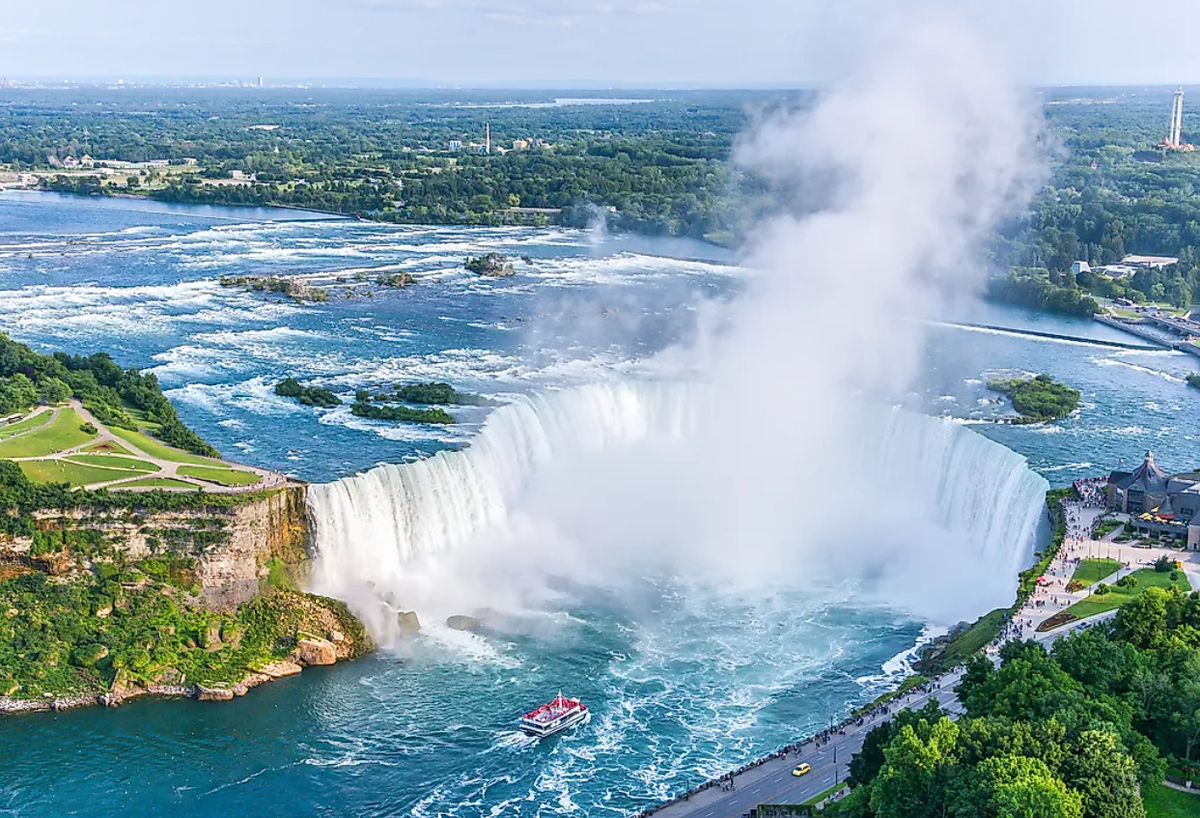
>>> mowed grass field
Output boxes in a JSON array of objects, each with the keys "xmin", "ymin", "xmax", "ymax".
[
  {"xmin": 177, "ymin": 465, "xmax": 261, "ymax": 487},
  {"xmin": 1143, "ymin": 783, "xmax": 1200, "ymax": 817},
  {"xmin": 115, "ymin": 476, "xmax": 201, "ymax": 490},
  {"xmin": 0, "ymin": 409, "xmax": 96, "ymax": 458},
  {"xmin": 1070, "ymin": 558, "xmax": 1121, "ymax": 587},
  {"xmin": 66, "ymin": 453, "xmax": 159, "ymax": 472},
  {"xmin": 1064, "ymin": 568, "xmax": 1192, "ymax": 619},
  {"xmin": 18, "ymin": 459, "xmax": 137, "ymax": 488},
  {"xmin": 0, "ymin": 409, "xmax": 54, "ymax": 440},
  {"xmin": 109, "ymin": 426, "xmax": 228, "ymax": 467}
]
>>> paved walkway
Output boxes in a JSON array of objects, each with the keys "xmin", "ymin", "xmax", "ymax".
[
  {"xmin": 649, "ymin": 671, "xmax": 966, "ymax": 818},
  {"xmin": 653, "ymin": 492, "xmax": 1200, "ymax": 818},
  {"xmin": 5, "ymin": 401, "xmax": 286, "ymax": 494}
]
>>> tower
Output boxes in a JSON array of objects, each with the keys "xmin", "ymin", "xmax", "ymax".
[
  {"xmin": 485, "ymin": 122, "xmax": 491, "ymax": 155},
  {"xmin": 1172, "ymin": 86, "xmax": 1184, "ymax": 147}
]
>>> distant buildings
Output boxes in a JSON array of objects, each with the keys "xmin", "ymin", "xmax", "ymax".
[
  {"xmin": 1076, "ymin": 254, "xmax": 1179, "ymax": 280},
  {"xmin": 1107, "ymin": 451, "xmax": 1200, "ymax": 548}
]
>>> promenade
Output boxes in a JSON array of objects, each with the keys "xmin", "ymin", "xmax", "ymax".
[
  {"xmin": 649, "ymin": 484, "xmax": 1200, "ymax": 818},
  {"xmin": 646, "ymin": 671, "xmax": 964, "ymax": 818}
]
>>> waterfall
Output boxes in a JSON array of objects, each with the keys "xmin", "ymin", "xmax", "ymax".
[{"xmin": 308, "ymin": 381, "xmax": 1049, "ymax": 629}]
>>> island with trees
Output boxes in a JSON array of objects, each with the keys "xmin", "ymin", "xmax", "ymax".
[
  {"xmin": 274, "ymin": 377, "xmax": 341, "ymax": 408},
  {"xmin": 465, "ymin": 253, "xmax": 516, "ymax": 277},
  {"xmin": 987, "ymin": 374, "xmax": 1081, "ymax": 423}
]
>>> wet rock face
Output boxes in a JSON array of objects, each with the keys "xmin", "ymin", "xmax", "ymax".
[
  {"xmin": 398, "ymin": 611, "xmax": 421, "ymax": 634},
  {"xmin": 296, "ymin": 636, "xmax": 337, "ymax": 666},
  {"xmin": 446, "ymin": 614, "xmax": 482, "ymax": 632}
]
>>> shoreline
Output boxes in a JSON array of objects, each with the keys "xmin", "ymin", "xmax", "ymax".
[{"xmin": 0, "ymin": 656, "xmax": 334, "ymax": 716}]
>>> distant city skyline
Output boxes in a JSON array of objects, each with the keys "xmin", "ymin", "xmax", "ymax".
[{"xmin": 5, "ymin": 1, "xmax": 1200, "ymax": 87}]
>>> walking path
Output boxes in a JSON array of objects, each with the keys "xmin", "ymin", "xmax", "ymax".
[
  {"xmin": 652, "ymin": 485, "xmax": 1200, "ymax": 818},
  {"xmin": 647, "ymin": 670, "xmax": 966, "ymax": 818},
  {"xmin": 5, "ymin": 401, "xmax": 287, "ymax": 494}
]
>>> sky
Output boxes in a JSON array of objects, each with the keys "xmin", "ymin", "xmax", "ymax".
[{"xmin": 5, "ymin": 0, "xmax": 1200, "ymax": 87}]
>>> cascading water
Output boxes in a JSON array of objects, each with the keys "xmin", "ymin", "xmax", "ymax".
[{"xmin": 308, "ymin": 380, "xmax": 1049, "ymax": 635}]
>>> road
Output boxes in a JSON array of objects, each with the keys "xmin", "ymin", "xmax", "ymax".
[{"xmin": 653, "ymin": 670, "xmax": 965, "ymax": 818}]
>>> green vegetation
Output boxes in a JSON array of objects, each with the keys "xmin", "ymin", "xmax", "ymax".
[
  {"xmin": 368, "ymin": 382, "xmax": 490, "ymax": 406},
  {"xmin": 273, "ymin": 377, "xmax": 341, "ymax": 407},
  {"xmin": 108, "ymin": 427, "xmax": 225, "ymax": 467},
  {"xmin": 802, "ymin": 783, "xmax": 847, "ymax": 808},
  {"xmin": 918, "ymin": 488, "xmax": 1073, "ymax": 675},
  {"xmin": 0, "ymin": 568, "xmax": 371, "ymax": 701},
  {"xmin": 0, "ymin": 333, "xmax": 218, "ymax": 458},
  {"xmin": 986, "ymin": 272, "xmax": 1101, "ymax": 318},
  {"xmin": 350, "ymin": 400, "xmax": 455, "ymax": 424},
  {"xmin": 65, "ymin": 454, "xmax": 159, "ymax": 472},
  {"xmin": 832, "ymin": 585, "xmax": 1200, "ymax": 818},
  {"xmin": 987, "ymin": 374, "xmax": 1081, "ymax": 423},
  {"xmin": 0, "ymin": 410, "xmax": 53, "ymax": 440},
  {"xmin": 176, "ymin": 465, "xmax": 261, "ymax": 487},
  {"xmin": 0, "ymin": 408, "xmax": 96, "ymax": 458},
  {"xmin": 115, "ymin": 477, "xmax": 200, "ymax": 490},
  {"xmin": 219, "ymin": 275, "xmax": 330, "ymax": 303},
  {"xmin": 1094, "ymin": 518, "xmax": 1123, "ymax": 539},
  {"xmin": 1142, "ymin": 784, "xmax": 1200, "ymax": 818},
  {"xmin": 465, "ymin": 253, "xmax": 515, "ymax": 277},
  {"xmin": 1070, "ymin": 558, "xmax": 1121, "ymax": 588},
  {"xmin": 17, "ymin": 459, "xmax": 141, "ymax": 488},
  {"xmin": 1060, "ymin": 568, "xmax": 1191, "ymax": 621},
  {"xmin": 83, "ymin": 439, "xmax": 133, "ymax": 455}
]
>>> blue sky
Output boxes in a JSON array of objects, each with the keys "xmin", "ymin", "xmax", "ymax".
[{"xmin": 5, "ymin": 0, "xmax": 1200, "ymax": 87}]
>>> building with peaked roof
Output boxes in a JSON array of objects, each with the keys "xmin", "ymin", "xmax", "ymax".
[{"xmin": 1107, "ymin": 452, "xmax": 1200, "ymax": 548}]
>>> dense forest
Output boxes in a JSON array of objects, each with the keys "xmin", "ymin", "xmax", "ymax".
[
  {"xmin": 828, "ymin": 586, "xmax": 1200, "ymax": 818},
  {"xmin": 5, "ymin": 86, "xmax": 1200, "ymax": 307}
]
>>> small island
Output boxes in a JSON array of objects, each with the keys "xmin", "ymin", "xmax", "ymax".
[
  {"xmin": 465, "ymin": 253, "xmax": 515, "ymax": 277},
  {"xmin": 218, "ymin": 275, "xmax": 330, "ymax": 303},
  {"xmin": 351, "ymin": 394, "xmax": 455, "ymax": 425},
  {"xmin": 986, "ymin": 373, "xmax": 1081, "ymax": 423},
  {"xmin": 373, "ymin": 382, "xmax": 490, "ymax": 406},
  {"xmin": 1188, "ymin": 372, "xmax": 1200, "ymax": 390},
  {"xmin": 274, "ymin": 377, "xmax": 341, "ymax": 407}
]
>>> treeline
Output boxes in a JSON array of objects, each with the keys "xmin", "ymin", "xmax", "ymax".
[
  {"xmin": 985, "ymin": 269, "xmax": 1101, "ymax": 318},
  {"xmin": 0, "ymin": 333, "xmax": 216, "ymax": 458},
  {"xmin": 830, "ymin": 586, "xmax": 1200, "ymax": 818}
]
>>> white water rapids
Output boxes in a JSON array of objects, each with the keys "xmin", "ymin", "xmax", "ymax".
[{"xmin": 307, "ymin": 381, "xmax": 1049, "ymax": 640}]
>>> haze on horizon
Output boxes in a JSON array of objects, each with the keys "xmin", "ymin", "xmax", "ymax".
[{"xmin": 5, "ymin": 0, "xmax": 1200, "ymax": 88}]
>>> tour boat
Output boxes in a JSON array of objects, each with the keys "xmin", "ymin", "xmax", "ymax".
[{"xmin": 519, "ymin": 692, "xmax": 589, "ymax": 738}]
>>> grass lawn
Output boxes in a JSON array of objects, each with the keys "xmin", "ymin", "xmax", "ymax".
[
  {"xmin": 0, "ymin": 408, "xmax": 96, "ymax": 458},
  {"xmin": 114, "ymin": 476, "xmax": 201, "ymax": 490},
  {"xmin": 1064, "ymin": 568, "xmax": 1192, "ymax": 620},
  {"xmin": 1143, "ymin": 783, "xmax": 1200, "ymax": 817},
  {"xmin": 801, "ymin": 783, "xmax": 846, "ymax": 808},
  {"xmin": 177, "ymin": 465, "xmax": 261, "ymax": 487},
  {"xmin": 65, "ymin": 454, "xmax": 159, "ymax": 472},
  {"xmin": 941, "ymin": 608, "xmax": 1008, "ymax": 667},
  {"xmin": 0, "ymin": 409, "xmax": 53, "ymax": 440},
  {"xmin": 1070, "ymin": 558, "xmax": 1122, "ymax": 587},
  {"xmin": 83, "ymin": 439, "xmax": 133, "ymax": 455},
  {"xmin": 18, "ymin": 459, "xmax": 137, "ymax": 488},
  {"xmin": 109, "ymin": 426, "xmax": 228, "ymax": 467}
]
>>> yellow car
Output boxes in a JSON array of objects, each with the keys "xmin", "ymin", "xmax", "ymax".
[{"xmin": 792, "ymin": 763, "xmax": 811, "ymax": 777}]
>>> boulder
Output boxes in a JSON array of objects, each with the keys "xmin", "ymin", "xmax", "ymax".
[
  {"xmin": 296, "ymin": 636, "xmax": 337, "ymax": 666},
  {"xmin": 196, "ymin": 685, "xmax": 235, "ymax": 702},
  {"xmin": 329, "ymin": 630, "xmax": 344, "ymax": 643},
  {"xmin": 257, "ymin": 660, "xmax": 304, "ymax": 679},
  {"xmin": 398, "ymin": 611, "xmax": 421, "ymax": 635},
  {"xmin": 446, "ymin": 614, "xmax": 482, "ymax": 632}
]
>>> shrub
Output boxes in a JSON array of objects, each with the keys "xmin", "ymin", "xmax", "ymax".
[
  {"xmin": 80, "ymin": 422, "xmax": 97, "ymax": 434},
  {"xmin": 1095, "ymin": 583, "xmax": 1110, "ymax": 596},
  {"xmin": 1155, "ymin": 555, "xmax": 1175, "ymax": 573}
]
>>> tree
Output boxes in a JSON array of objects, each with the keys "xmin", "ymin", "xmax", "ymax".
[
  {"xmin": 1114, "ymin": 587, "xmax": 1171, "ymax": 650},
  {"xmin": 869, "ymin": 718, "xmax": 960, "ymax": 818},
  {"xmin": 36, "ymin": 376, "xmax": 71, "ymax": 405},
  {"xmin": 1058, "ymin": 730, "xmax": 1145, "ymax": 818},
  {"xmin": 952, "ymin": 755, "xmax": 1083, "ymax": 818}
]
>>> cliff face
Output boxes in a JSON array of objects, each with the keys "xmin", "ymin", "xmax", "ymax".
[{"xmin": 1, "ymin": 485, "xmax": 311, "ymax": 610}]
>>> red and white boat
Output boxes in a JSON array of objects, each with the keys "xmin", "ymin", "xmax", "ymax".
[{"xmin": 519, "ymin": 692, "xmax": 589, "ymax": 738}]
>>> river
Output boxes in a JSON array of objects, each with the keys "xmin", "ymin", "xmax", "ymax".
[{"xmin": 0, "ymin": 192, "xmax": 1196, "ymax": 817}]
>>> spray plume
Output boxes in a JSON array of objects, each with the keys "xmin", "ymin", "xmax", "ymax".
[{"xmin": 309, "ymin": 14, "xmax": 1049, "ymax": 635}]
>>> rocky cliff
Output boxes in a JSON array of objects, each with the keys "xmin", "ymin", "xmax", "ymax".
[{"xmin": 2, "ymin": 485, "xmax": 311, "ymax": 610}]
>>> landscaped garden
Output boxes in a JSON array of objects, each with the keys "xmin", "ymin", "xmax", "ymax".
[
  {"xmin": 1056, "ymin": 566, "xmax": 1191, "ymax": 622},
  {"xmin": 1067, "ymin": 557, "xmax": 1121, "ymax": 590}
]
